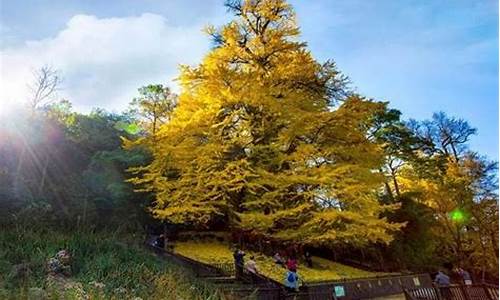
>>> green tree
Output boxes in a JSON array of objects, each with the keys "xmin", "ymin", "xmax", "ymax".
[
  {"xmin": 394, "ymin": 113, "xmax": 498, "ymax": 278},
  {"xmin": 129, "ymin": 84, "xmax": 177, "ymax": 136}
]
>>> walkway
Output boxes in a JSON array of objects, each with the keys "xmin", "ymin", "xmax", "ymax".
[{"xmin": 145, "ymin": 238, "xmax": 434, "ymax": 299}]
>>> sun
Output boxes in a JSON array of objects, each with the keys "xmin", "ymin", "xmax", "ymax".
[{"xmin": 0, "ymin": 99, "xmax": 20, "ymax": 118}]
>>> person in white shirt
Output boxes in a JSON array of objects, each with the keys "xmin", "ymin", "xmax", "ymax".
[
  {"xmin": 245, "ymin": 256, "xmax": 258, "ymax": 274},
  {"xmin": 273, "ymin": 252, "xmax": 285, "ymax": 267}
]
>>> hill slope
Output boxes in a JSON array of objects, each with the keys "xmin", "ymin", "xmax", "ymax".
[{"xmin": 0, "ymin": 228, "xmax": 223, "ymax": 299}]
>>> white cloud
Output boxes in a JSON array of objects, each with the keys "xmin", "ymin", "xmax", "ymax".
[{"xmin": 0, "ymin": 13, "xmax": 210, "ymax": 112}]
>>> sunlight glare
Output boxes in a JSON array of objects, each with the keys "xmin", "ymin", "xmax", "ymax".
[{"xmin": 0, "ymin": 99, "xmax": 19, "ymax": 118}]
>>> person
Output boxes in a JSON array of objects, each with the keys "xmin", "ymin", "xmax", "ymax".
[
  {"xmin": 434, "ymin": 270, "xmax": 451, "ymax": 286},
  {"xmin": 245, "ymin": 256, "xmax": 258, "ymax": 274},
  {"xmin": 153, "ymin": 234, "xmax": 165, "ymax": 249},
  {"xmin": 434, "ymin": 270, "xmax": 451, "ymax": 300},
  {"xmin": 273, "ymin": 252, "xmax": 285, "ymax": 267},
  {"xmin": 457, "ymin": 268, "xmax": 472, "ymax": 285},
  {"xmin": 286, "ymin": 256, "xmax": 297, "ymax": 272},
  {"xmin": 233, "ymin": 248, "xmax": 245, "ymax": 279},
  {"xmin": 284, "ymin": 269, "xmax": 300, "ymax": 292},
  {"xmin": 304, "ymin": 251, "xmax": 313, "ymax": 268}
]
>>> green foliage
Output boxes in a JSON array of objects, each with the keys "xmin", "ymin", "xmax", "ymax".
[
  {"xmin": 385, "ymin": 195, "xmax": 442, "ymax": 270},
  {"xmin": 128, "ymin": 84, "xmax": 177, "ymax": 136},
  {"xmin": 0, "ymin": 101, "xmax": 151, "ymax": 229},
  {"xmin": 382, "ymin": 111, "xmax": 499, "ymax": 279}
]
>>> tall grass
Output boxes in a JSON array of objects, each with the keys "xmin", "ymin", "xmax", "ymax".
[{"xmin": 0, "ymin": 226, "xmax": 224, "ymax": 299}]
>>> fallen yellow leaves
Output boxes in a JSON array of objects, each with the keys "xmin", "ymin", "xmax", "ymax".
[{"xmin": 174, "ymin": 241, "xmax": 389, "ymax": 283}]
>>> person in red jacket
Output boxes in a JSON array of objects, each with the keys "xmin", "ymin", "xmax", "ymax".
[{"xmin": 286, "ymin": 256, "xmax": 297, "ymax": 272}]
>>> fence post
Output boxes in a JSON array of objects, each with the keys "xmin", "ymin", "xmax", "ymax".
[
  {"xmin": 483, "ymin": 283, "xmax": 496, "ymax": 300},
  {"xmin": 432, "ymin": 283, "xmax": 443, "ymax": 300},
  {"xmin": 459, "ymin": 284, "xmax": 471, "ymax": 300}
]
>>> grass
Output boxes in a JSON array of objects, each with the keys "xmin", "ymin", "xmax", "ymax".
[
  {"xmin": 175, "ymin": 241, "xmax": 389, "ymax": 283},
  {"xmin": 0, "ymin": 227, "xmax": 224, "ymax": 299}
]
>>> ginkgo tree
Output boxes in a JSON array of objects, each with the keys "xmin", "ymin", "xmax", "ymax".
[{"xmin": 129, "ymin": 0, "xmax": 402, "ymax": 247}]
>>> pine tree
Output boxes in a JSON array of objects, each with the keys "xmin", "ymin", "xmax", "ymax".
[{"xmin": 131, "ymin": 0, "xmax": 402, "ymax": 246}]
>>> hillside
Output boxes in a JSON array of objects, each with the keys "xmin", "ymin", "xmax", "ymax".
[{"xmin": 0, "ymin": 228, "xmax": 223, "ymax": 299}]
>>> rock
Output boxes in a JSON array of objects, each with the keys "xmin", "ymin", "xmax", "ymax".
[
  {"xmin": 47, "ymin": 249, "xmax": 72, "ymax": 276},
  {"xmin": 55, "ymin": 250, "xmax": 71, "ymax": 265}
]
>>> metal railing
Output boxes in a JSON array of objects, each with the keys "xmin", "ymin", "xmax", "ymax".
[
  {"xmin": 145, "ymin": 237, "xmax": 463, "ymax": 300},
  {"xmin": 148, "ymin": 243, "xmax": 230, "ymax": 278},
  {"xmin": 302, "ymin": 273, "xmax": 433, "ymax": 300},
  {"xmin": 404, "ymin": 283, "xmax": 499, "ymax": 300}
]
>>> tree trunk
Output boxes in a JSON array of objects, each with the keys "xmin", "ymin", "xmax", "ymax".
[
  {"xmin": 392, "ymin": 175, "xmax": 401, "ymax": 198},
  {"xmin": 490, "ymin": 232, "xmax": 499, "ymax": 259},
  {"xmin": 455, "ymin": 227, "xmax": 464, "ymax": 264},
  {"xmin": 389, "ymin": 165, "xmax": 401, "ymax": 197},
  {"xmin": 380, "ymin": 169, "xmax": 394, "ymax": 202},
  {"xmin": 450, "ymin": 143, "xmax": 460, "ymax": 162}
]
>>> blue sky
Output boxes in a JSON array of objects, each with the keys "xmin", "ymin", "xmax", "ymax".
[{"xmin": 0, "ymin": 0, "xmax": 498, "ymax": 160}]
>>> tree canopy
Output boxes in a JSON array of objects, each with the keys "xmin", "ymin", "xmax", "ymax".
[{"xmin": 129, "ymin": 0, "xmax": 402, "ymax": 247}]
